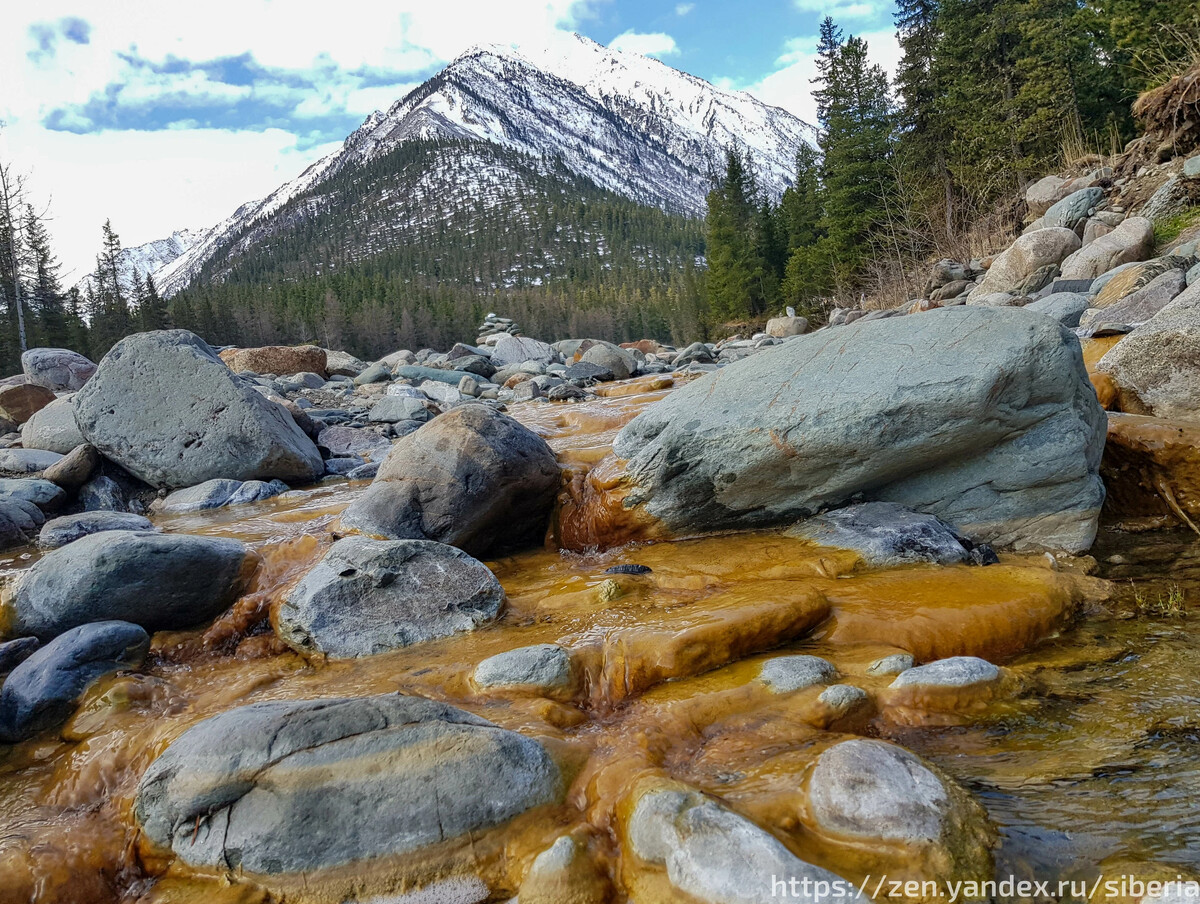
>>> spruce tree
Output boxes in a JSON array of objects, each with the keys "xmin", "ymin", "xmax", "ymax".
[{"xmin": 21, "ymin": 205, "xmax": 69, "ymax": 348}]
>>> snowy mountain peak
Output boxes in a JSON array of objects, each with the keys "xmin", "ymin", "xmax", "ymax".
[{"xmin": 154, "ymin": 36, "xmax": 813, "ymax": 295}]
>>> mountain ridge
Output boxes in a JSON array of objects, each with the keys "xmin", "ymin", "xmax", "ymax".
[{"xmin": 143, "ymin": 33, "xmax": 809, "ymax": 296}]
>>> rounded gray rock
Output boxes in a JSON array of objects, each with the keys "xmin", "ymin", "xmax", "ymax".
[
  {"xmin": 759, "ymin": 655, "xmax": 838, "ymax": 693},
  {"xmin": 340, "ymin": 404, "xmax": 560, "ymax": 557},
  {"xmin": 787, "ymin": 501, "xmax": 970, "ymax": 567},
  {"xmin": 134, "ymin": 693, "xmax": 561, "ymax": 874},
  {"xmin": 474, "ymin": 644, "xmax": 572, "ymax": 691},
  {"xmin": 21, "ymin": 397, "xmax": 87, "ymax": 454},
  {"xmin": 73, "ymin": 330, "xmax": 323, "ymax": 489},
  {"xmin": 10, "ymin": 529, "xmax": 250, "ymax": 640},
  {"xmin": 38, "ymin": 511, "xmax": 157, "ymax": 549},
  {"xmin": 808, "ymin": 739, "xmax": 951, "ymax": 845},
  {"xmin": 277, "ymin": 537, "xmax": 505, "ymax": 658},
  {"xmin": 0, "ymin": 620, "xmax": 149, "ymax": 743},
  {"xmin": 607, "ymin": 307, "xmax": 1106, "ymax": 554},
  {"xmin": 21, "ymin": 347, "xmax": 97, "ymax": 392},
  {"xmin": 888, "ymin": 656, "xmax": 1000, "ymax": 689}
]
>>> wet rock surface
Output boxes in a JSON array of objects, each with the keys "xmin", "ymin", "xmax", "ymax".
[
  {"xmin": 568, "ymin": 307, "xmax": 1105, "ymax": 554},
  {"xmin": 9, "ymin": 530, "xmax": 250, "ymax": 640},
  {"xmin": 134, "ymin": 694, "xmax": 562, "ymax": 874},
  {"xmin": 339, "ymin": 404, "xmax": 560, "ymax": 557},
  {"xmin": 277, "ymin": 537, "xmax": 505, "ymax": 657},
  {"xmin": 0, "ymin": 621, "xmax": 149, "ymax": 743}
]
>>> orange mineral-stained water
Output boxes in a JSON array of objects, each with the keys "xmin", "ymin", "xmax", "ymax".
[{"xmin": 1, "ymin": 380, "xmax": 1199, "ymax": 903}]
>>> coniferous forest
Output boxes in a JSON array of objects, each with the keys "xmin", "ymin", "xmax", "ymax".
[{"xmin": 1, "ymin": 0, "xmax": 1196, "ymax": 369}]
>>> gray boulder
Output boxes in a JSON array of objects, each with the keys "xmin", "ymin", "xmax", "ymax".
[
  {"xmin": 0, "ymin": 497, "xmax": 44, "ymax": 549},
  {"xmin": 73, "ymin": 330, "xmax": 323, "ymax": 489},
  {"xmin": 1042, "ymin": 187, "xmax": 1104, "ymax": 230},
  {"xmin": 807, "ymin": 738, "xmax": 992, "ymax": 868},
  {"xmin": 1024, "ymin": 292, "xmax": 1089, "ymax": 327},
  {"xmin": 21, "ymin": 397, "xmax": 87, "ymax": 454},
  {"xmin": 38, "ymin": 511, "xmax": 157, "ymax": 549},
  {"xmin": 490, "ymin": 335, "xmax": 557, "ymax": 368},
  {"xmin": 316, "ymin": 424, "xmax": 391, "ymax": 460},
  {"xmin": 868, "ymin": 653, "xmax": 915, "ymax": 676},
  {"xmin": 340, "ymin": 404, "xmax": 560, "ymax": 557},
  {"xmin": 788, "ymin": 501, "xmax": 970, "ymax": 567},
  {"xmin": 0, "ymin": 637, "xmax": 40, "ymax": 675},
  {"xmin": 277, "ymin": 537, "xmax": 504, "ymax": 658},
  {"xmin": 889, "ymin": 656, "xmax": 1000, "ymax": 689},
  {"xmin": 758, "ymin": 655, "xmax": 838, "ymax": 693},
  {"xmin": 766, "ymin": 315, "xmax": 809, "ymax": 337},
  {"xmin": 0, "ymin": 620, "xmax": 149, "ymax": 743},
  {"xmin": 579, "ymin": 341, "xmax": 636, "ymax": 380},
  {"xmin": 0, "ymin": 478, "xmax": 66, "ymax": 511},
  {"xmin": 155, "ymin": 478, "xmax": 289, "ymax": 514},
  {"xmin": 1097, "ymin": 282, "xmax": 1200, "ymax": 420},
  {"xmin": 78, "ymin": 475, "xmax": 126, "ymax": 511},
  {"xmin": 0, "ymin": 449, "xmax": 63, "ymax": 475},
  {"xmin": 353, "ymin": 361, "xmax": 391, "ymax": 385},
  {"xmin": 134, "ymin": 694, "xmax": 561, "ymax": 874},
  {"xmin": 21, "ymin": 347, "xmax": 96, "ymax": 392},
  {"xmin": 626, "ymin": 784, "xmax": 858, "ymax": 903},
  {"xmin": 474, "ymin": 644, "xmax": 572, "ymax": 691},
  {"xmin": 1060, "ymin": 217, "xmax": 1155, "ymax": 280},
  {"xmin": 367, "ymin": 395, "xmax": 432, "ymax": 424},
  {"xmin": 9, "ymin": 530, "xmax": 249, "ymax": 640},
  {"xmin": 968, "ymin": 228, "xmax": 1080, "ymax": 299},
  {"xmin": 595, "ymin": 307, "xmax": 1105, "ymax": 553}
]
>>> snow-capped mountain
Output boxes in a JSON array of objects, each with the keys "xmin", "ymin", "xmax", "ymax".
[
  {"xmin": 73, "ymin": 229, "xmax": 201, "ymax": 296},
  {"xmin": 156, "ymin": 33, "xmax": 812, "ymax": 295}
]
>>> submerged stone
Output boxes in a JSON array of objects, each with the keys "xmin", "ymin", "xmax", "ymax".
[
  {"xmin": 788, "ymin": 501, "xmax": 971, "ymax": 567},
  {"xmin": 758, "ymin": 655, "xmax": 838, "ymax": 693}
]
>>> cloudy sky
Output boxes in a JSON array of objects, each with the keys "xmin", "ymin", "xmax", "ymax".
[{"xmin": 1, "ymin": 0, "xmax": 900, "ymax": 281}]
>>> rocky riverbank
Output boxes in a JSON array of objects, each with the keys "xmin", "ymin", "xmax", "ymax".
[{"xmin": 0, "ymin": 153, "xmax": 1199, "ymax": 902}]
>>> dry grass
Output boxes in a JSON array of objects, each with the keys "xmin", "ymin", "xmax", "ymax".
[{"xmin": 1131, "ymin": 581, "xmax": 1188, "ymax": 619}]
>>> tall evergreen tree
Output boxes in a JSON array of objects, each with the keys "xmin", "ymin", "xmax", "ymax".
[{"xmin": 21, "ymin": 205, "xmax": 69, "ymax": 348}]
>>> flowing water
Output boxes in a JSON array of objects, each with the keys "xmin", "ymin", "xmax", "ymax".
[{"xmin": 0, "ymin": 376, "xmax": 1197, "ymax": 903}]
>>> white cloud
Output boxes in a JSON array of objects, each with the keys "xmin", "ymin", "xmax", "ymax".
[
  {"xmin": 675, "ymin": 3, "xmax": 695, "ymax": 15},
  {"xmin": 791, "ymin": 0, "xmax": 890, "ymax": 21},
  {"xmin": 736, "ymin": 28, "xmax": 902, "ymax": 125},
  {"xmin": 0, "ymin": 0, "xmax": 597, "ymax": 276},
  {"xmin": 609, "ymin": 31, "xmax": 680, "ymax": 59}
]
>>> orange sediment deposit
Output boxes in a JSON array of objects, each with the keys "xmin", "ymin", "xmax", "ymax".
[{"xmin": 1102, "ymin": 412, "xmax": 1200, "ymax": 533}]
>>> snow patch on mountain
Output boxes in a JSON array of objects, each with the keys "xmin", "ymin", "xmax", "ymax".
[
  {"xmin": 72, "ymin": 229, "xmax": 202, "ymax": 296},
  {"xmin": 155, "ymin": 33, "xmax": 812, "ymax": 295}
]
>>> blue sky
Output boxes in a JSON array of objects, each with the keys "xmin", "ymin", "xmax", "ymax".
[{"xmin": 1, "ymin": 0, "xmax": 899, "ymax": 279}]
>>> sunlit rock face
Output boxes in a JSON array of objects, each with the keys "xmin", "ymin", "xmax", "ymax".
[{"xmin": 559, "ymin": 307, "xmax": 1106, "ymax": 554}]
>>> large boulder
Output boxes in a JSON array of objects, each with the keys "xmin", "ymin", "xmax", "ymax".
[
  {"xmin": 0, "ymin": 497, "xmax": 44, "ymax": 549},
  {"xmin": 806, "ymin": 739, "xmax": 994, "ymax": 881},
  {"xmin": 563, "ymin": 307, "xmax": 1105, "ymax": 553},
  {"xmin": 579, "ymin": 341, "xmax": 637, "ymax": 381},
  {"xmin": 0, "ymin": 621, "xmax": 149, "ymax": 743},
  {"xmin": 339, "ymin": 404, "xmax": 560, "ymax": 557},
  {"xmin": 21, "ymin": 348, "xmax": 97, "ymax": 392},
  {"xmin": 8, "ymin": 530, "xmax": 251, "ymax": 640},
  {"xmin": 766, "ymin": 315, "xmax": 810, "ymax": 338},
  {"xmin": 20, "ymin": 397, "xmax": 86, "ymax": 454},
  {"xmin": 1060, "ymin": 217, "xmax": 1155, "ymax": 280},
  {"xmin": 134, "ymin": 694, "xmax": 562, "ymax": 875},
  {"xmin": 1025, "ymin": 175, "xmax": 1073, "ymax": 216},
  {"xmin": 0, "ymin": 382, "xmax": 56, "ymax": 425},
  {"xmin": 73, "ymin": 330, "xmax": 324, "ymax": 489},
  {"xmin": 967, "ymin": 228, "xmax": 1080, "ymax": 299},
  {"xmin": 220, "ymin": 345, "xmax": 327, "ymax": 378},
  {"xmin": 277, "ymin": 537, "xmax": 505, "ymax": 658},
  {"xmin": 1097, "ymin": 282, "xmax": 1200, "ymax": 420},
  {"xmin": 490, "ymin": 335, "xmax": 557, "ymax": 368}
]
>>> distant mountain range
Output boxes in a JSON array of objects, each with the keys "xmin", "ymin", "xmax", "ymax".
[{"xmin": 88, "ymin": 34, "xmax": 812, "ymax": 299}]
